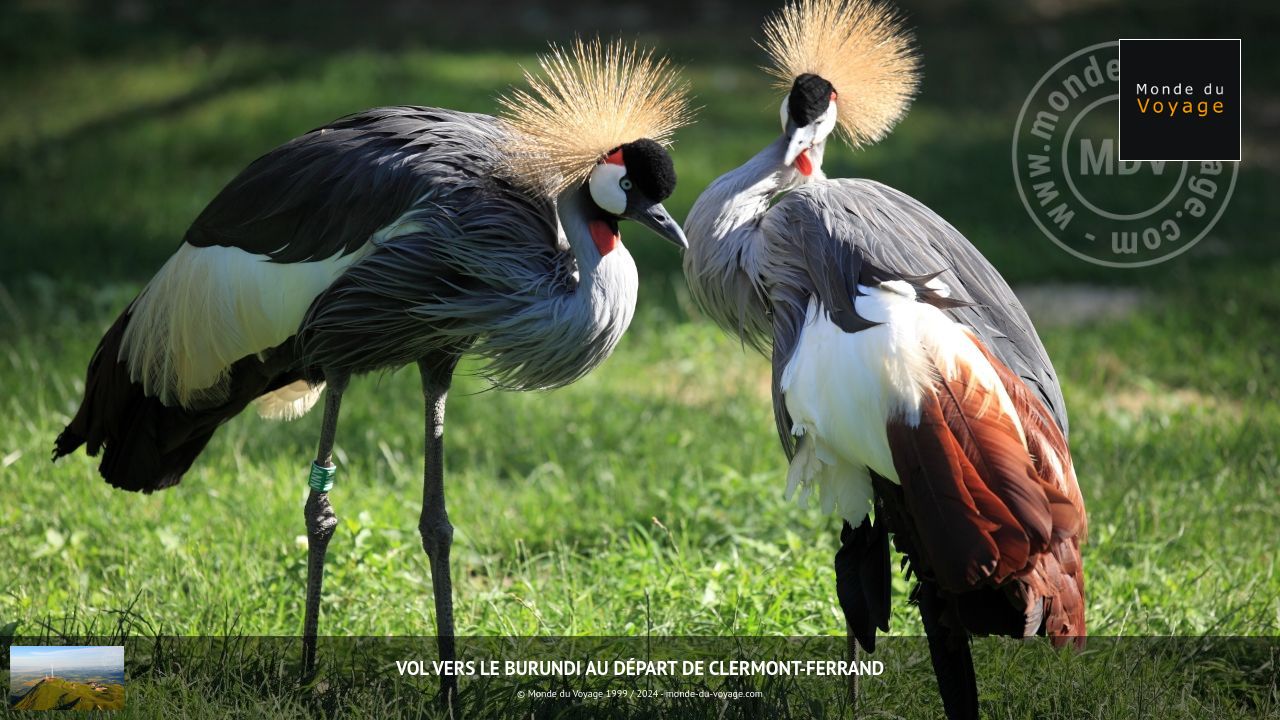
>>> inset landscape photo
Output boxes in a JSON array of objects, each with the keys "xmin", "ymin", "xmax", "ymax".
[{"xmin": 8, "ymin": 646, "xmax": 125, "ymax": 711}]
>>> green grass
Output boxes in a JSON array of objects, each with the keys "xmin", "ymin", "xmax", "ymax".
[{"xmin": 2, "ymin": 3, "xmax": 1279, "ymax": 717}]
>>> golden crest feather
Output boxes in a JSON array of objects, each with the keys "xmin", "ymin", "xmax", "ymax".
[
  {"xmin": 762, "ymin": 0, "xmax": 919, "ymax": 146},
  {"xmin": 498, "ymin": 39, "xmax": 691, "ymax": 195}
]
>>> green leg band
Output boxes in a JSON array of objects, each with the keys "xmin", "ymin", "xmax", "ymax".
[{"xmin": 309, "ymin": 461, "xmax": 336, "ymax": 492}]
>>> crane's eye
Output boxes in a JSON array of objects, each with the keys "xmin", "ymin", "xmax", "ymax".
[{"xmin": 620, "ymin": 178, "xmax": 633, "ymax": 191}]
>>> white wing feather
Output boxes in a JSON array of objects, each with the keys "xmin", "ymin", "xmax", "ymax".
[
  {"xmin": 780, "ymin": 284, "xmax": 1026, "ymax": 526},
  {"xmin": 120, "ymin": 242, "xmax": 369, "ymax": 408}
]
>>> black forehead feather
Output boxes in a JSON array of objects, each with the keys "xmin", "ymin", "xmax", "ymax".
[
  {"xmin": 618, "ymin": 139, "xmax": 676, "ymax": 201},
  {"xmin": 788, "ymin": 73, "xmax": 836, "ymax": 127}
]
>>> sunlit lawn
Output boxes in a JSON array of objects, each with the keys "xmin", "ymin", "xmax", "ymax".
[{"xmin": 1, "ymin": 9, "xmax": 1278, "ymax": 717}]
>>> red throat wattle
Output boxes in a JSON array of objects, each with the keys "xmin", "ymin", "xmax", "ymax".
[
  {"xmin": 589, "ymin": 220, "xmax": 619, "ymax": 255},
  {"xmin": 794, "ymin": 149, "xmax": 813, "ymax": 177}
]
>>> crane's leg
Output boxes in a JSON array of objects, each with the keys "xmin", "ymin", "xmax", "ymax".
[
  {"xmin": 418, "ymin": 358, "xmax": 459, "ymax": 712},
  {"xmin": 917, "ymin": 581, "xmax": 978, "ymax": 720},
  {"xmin": 834, "ymin": 517, "xmax": 891, "ymax": 715},
  {"xmin": 301, "ymin": 371, "xmax": 349, "ymax": 680},
  {"xmin": 845, "ymin": 626, "xmax": 861, "ymax": 715}
]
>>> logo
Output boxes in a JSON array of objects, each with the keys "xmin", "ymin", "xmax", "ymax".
[
  {"xmin": 1012, "ymin": 42, "xmax": 1238, "ymax": 268},
  {"xmin": 1119, "ymin": 39, "xmax": 1241, "ymax": 162}
]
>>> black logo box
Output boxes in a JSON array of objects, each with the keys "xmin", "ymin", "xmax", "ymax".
[{"xmin": 1119, "ymin": 39, "xmax": 1241, "ymax": 162}]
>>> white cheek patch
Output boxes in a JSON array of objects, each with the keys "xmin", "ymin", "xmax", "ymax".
[
  {"xmin": 589, "ymin": 163, "xmax": 628, "ymax": 215},
  {"xmin": 814, "ymin": 103, "xmax": 838, "ymax": 142},
  {"xmin": 780, "ymin": 95, "xmax": 790, "ymax": 132}
]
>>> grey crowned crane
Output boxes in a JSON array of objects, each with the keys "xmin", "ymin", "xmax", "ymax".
[
  {"xmin": 683, "ymin": 0, "xmax": 1087, "ymax": 717},
  {"xmin": 53, "ymin": 40, "xmax": 690, "ymax": 704}
]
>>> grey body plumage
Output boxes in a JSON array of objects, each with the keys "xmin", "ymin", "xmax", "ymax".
[
  {"xmin": 762, "ymin": 179, "xmax": 1069, "ymax": 437},
  {"xmin": 201, "ymin": 105, "xmax": 639, "ymax": 390},
  {"xmin": 685, "ymin": 95, "xmax": 1077, "ymax": 720},
  {"xmin": 178, "ymin": 105, "xmax": 649, "ymax": 696},
  {"xmin": 685, "ymin": 136, "xmax": 1068, "ymax": 451},
  {"xmin": 691, "ymin": 4, "xmax": 1085, "ymax": 718},
  {"xmin": 683, "ymin": 137, "xmax": 787, "ymax": 350},
  {"xmin": 56, "ymin": 38, "xmax": 691, "ymax": 708}
]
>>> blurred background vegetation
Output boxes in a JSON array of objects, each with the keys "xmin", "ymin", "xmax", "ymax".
[
  {"xmin": 1, "ymin": 0, "xmax": 1278, "ymax": 675},
  {"xmin": 3, "ymin": 0, "xmax": 1277, "ymax": 285}
]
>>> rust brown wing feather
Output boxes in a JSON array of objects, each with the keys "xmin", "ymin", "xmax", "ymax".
[
  {"xmin": 973, "ymin": 336, "xmax": 1088, "ymax": 643},
  {"xmin": 935, "ymin": 377, "xmax": 1050, "ymax": 574},
  {"xmin": 888, "ymin": 333, "xmax": 1087, "ymax": 642},
  {"xmin": 886, "ymin": 400, "xmax": 1001, "ymax": 590}
]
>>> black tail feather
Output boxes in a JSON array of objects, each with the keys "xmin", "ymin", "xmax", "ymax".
[
  {"xmin": 834, "ymin": 516, "xmax": 891, "ymax": 652},
  {"xmin": 53, "ymin": 308, "xmax": 296, "ymax": 492},
  {"xmin": 918, "ymin": 580, "xmax": 980, "ymax": 720}
]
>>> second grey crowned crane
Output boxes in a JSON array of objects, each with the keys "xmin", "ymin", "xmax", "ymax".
[
  {"xmin": 54, "ymin": 40, "xmax": 690, "ymax": 705},
  {"xmin": 684, "ymin": 1, "xmax": 1087, "ymax": 718}
]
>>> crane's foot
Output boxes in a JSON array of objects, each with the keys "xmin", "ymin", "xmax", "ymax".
[
  {"xmin": 301, "ymin": 463, "xmax": 338, "ymax": 681},
  {"xmin": 420, "ymin": 514, "xmax": 458, "ymax": 713}
]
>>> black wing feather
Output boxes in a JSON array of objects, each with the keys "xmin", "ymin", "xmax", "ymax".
[{"xmin": 184, "ymin": 106, "xmax": 504, "ymax": 263}]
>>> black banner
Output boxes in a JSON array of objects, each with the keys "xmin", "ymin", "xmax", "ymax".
[{"xmin": 4, "ymin": 635, "xmax": 1278, "ymax": 718}]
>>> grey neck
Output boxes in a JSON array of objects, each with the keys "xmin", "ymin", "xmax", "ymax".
[
  {"xmin": 556, "ymin": 186, "xmax": 606, "ymax": 284},
  {"xmin": 683, "ymin": 134, "xmax": 810, "ymax": 346},
  {"xmin": 463, "ymin": 184, "xmax": 638, "ymax": 391},
  {"xmin": 535, "ymin": 185, "xmax": 637, "ymax": 385},
  {"xmin": 557, "ymin": 184, "xmax": 638, "ymax": 312},
  {"xmin": 404, "ymin": 183, "xmax": 639, "ymax": 393}
]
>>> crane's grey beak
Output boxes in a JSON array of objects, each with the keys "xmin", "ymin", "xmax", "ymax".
[
  {"xmin": 624, "ymin": 199, "xmax": 688, "ymax": 249},
  {"xmin": 784, "ymin": 124, "xmax": 819, "ymax": 167}
]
